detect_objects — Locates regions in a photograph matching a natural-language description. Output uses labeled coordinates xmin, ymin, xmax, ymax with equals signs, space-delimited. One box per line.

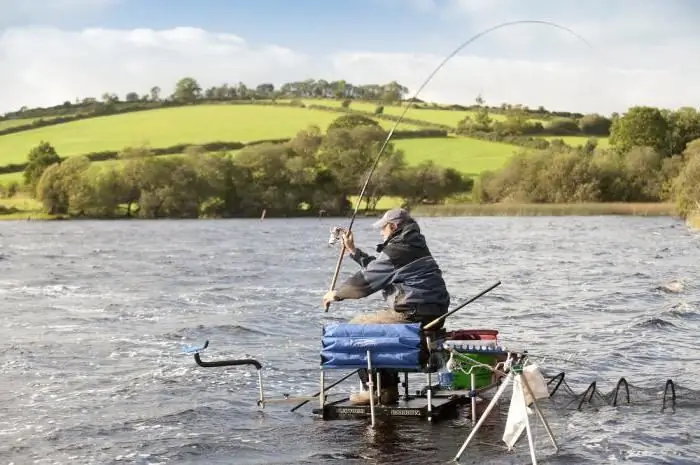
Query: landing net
xmin=446 ymin=349 xmax=699 ymax=413
xmin=535 ymin=368 xmax=697 ymax=411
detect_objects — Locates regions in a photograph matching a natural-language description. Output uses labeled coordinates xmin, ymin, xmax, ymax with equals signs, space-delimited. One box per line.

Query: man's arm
xmin=335 ymin=251 xmax=395 ymax=300
xmin=349 ymin=248 xmax=376 ymax=268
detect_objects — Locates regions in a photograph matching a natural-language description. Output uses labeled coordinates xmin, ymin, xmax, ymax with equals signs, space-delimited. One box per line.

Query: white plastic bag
xmin=502 ymin=364 xmax=550 ymax=450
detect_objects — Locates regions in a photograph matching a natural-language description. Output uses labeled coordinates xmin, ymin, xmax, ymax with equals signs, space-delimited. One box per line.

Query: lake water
xmin=1 ymin=216 xmax=699 ymax=464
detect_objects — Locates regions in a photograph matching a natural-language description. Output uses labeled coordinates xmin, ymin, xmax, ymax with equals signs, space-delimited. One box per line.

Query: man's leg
xmin=349 ymin=309 xmax=409 ymax=405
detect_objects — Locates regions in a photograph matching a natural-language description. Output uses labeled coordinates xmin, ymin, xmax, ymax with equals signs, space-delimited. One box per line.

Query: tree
xmin=665 ymin=107 xmax=700 ymax=156
xmin=24 ymin=141 xmax=62 ymax=192
xmin=398 ymin=161 xmax=473 ymax=207
xmin=363 ymin=148 xmax=407 ymax=211
xmin=609 ymin=106 xmax=670 ymax=154
xmin=672 ymin=139 xmax=700 ymax=218
xmin=579 ymin=114 xmax=612 ymax=136
xmin=35 ymin=156 xmax=91 ymax=215
xmin=547 ymin=117 xmax=581 ymax=135
xmin=327 ymin=114 xmax=381 ymax=132
xmin=173 ymin=77 xmax=202 ymax=102
xmin=150 ymin=86 xmax=161 ymax=102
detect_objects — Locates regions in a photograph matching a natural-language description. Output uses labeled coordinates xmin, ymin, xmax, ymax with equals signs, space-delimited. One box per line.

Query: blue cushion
xmin=320 ymin=323 xmax=423 ymax=370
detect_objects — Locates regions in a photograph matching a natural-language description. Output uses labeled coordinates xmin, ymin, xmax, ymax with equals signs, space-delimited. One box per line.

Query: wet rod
xmin=324 ymin=20 xmax=592 ymax=312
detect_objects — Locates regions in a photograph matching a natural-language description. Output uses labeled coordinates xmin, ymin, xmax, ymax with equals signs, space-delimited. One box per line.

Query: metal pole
xmin=424 ymin=281 xmax=501 ymax=330
xmin=470 ymin=371 xmax=476 ymax=426
xmin=367 ymin=350 xmax=376 ymax=428
xmin=319 ymin=371 xmax=325 ymax=410
xmin=518 ymin=373 xmax=538 ymax=465
xmin=454 ymin=371 xmax=513 ymax=461
xmin=290 ymin=369 xmax=359 ymax=412
xmin=520 ymin=370 xmax=559 ymax=451
xmin=257 ymin=370 xmax=265 ymax=409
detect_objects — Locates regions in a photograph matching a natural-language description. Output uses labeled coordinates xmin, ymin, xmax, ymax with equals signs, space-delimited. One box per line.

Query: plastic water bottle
xmin=438 ymin=352 xmax=455 ymax=390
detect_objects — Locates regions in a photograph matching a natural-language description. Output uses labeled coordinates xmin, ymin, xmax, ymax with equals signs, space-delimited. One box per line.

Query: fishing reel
xmin=328 ymin=226 xmax=344 ymax=247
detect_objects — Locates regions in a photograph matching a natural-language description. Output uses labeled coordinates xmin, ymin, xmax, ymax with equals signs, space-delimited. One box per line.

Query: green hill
xmin=294 ymin=98 xmax=547 ymax=126
xmin=0 ymin=102 xmax=544 ymax=187
xmin=2 ymin=75 xmax=697 ymax=221
xmin=0 ymin=118 xmax=37 ymax=131
xmin=394 ymin=136 xmax=519 ymax=174
xmin=0 ymin=104 xmax=425 ymax=165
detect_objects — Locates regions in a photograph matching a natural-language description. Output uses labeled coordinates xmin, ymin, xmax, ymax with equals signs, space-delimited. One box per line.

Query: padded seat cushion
xmin=320 ymin=323 xmax=423 ymax=370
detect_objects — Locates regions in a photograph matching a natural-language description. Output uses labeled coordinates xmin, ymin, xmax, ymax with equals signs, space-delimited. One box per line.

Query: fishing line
xmin=324 ymin=20 xmax=595 ymax=312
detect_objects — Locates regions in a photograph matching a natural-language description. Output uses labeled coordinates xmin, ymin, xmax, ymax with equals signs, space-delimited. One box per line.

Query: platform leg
xmin=520 ymin=372 xmax=559 ymax=452
xmin=517 ymin=374 xmax=538 ymax=465
xmin=427 ymin=371 xmax=433 ymax=420
xmin=470 ymin=371 xmax=476 ymax=426
xmin=319 ymin=371 xmax=325 ymax=409
xmin=367 ymin=350 xmax=376 ymax=428
xmin=454 ymin=371 xmax=513 ymax=462
xmin=257 ymin=369 xmax=266 ymax=409
xmin=403 ymin=372 xmax=409 ymax=400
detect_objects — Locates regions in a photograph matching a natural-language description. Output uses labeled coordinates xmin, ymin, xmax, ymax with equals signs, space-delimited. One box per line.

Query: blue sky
xmin=1 ymin=0 xmax=699 ymax=114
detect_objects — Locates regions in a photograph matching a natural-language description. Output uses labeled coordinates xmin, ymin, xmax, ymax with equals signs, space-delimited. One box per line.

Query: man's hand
xmin=323 ymin=290 xmax=339 ymax=308
xmin=341 ymin=230 xmax=356 ymax=255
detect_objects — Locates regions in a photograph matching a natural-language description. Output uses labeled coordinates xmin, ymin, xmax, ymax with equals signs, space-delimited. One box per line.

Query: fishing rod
xmin=324 ymin=20 xmax=593 ymax=312
xmin=423 ymin=280 xmax=501 ymax=330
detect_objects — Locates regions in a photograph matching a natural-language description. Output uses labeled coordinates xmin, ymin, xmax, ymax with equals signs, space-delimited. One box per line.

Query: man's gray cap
xmin=371 ymin=208 xmax=412 ymax=229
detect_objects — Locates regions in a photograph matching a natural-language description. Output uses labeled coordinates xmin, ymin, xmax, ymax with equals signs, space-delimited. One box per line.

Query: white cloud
xmin=1 ymin=24 xmax=699 ymax=116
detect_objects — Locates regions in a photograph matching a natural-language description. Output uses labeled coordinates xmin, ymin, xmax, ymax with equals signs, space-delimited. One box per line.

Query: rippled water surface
xmin=1 ymin=216 xmax=699 ymax=464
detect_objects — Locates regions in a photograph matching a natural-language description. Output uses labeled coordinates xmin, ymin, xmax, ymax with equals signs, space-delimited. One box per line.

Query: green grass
xmin=0 ymin=118 xmax=38 ymax=131
xmin=300 ymin=99 xmax=548 ymax=127
xmin=0 ymin=195 xmax=54 ymax=220
xmin=0 ymin=104 xmax=423 ymax=165
xmin=395 ymin=136 xmax=520 ymax=175
xmin=544 ymin=136 xmax=610 ymax=148
xmin=0 ymin=171 xmax=24 ymax=185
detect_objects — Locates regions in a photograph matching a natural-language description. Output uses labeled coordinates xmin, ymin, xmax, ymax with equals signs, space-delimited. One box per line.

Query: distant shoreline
xmin=0 ymin=201 xmax=679 ymax=221
xmin=411 ymin=202 xmax=677 ymax=217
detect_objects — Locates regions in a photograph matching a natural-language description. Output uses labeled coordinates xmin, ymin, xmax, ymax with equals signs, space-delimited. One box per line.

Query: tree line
xmin=2 ymin=76 xmax=585 ymax=124
xmin=3 ymin=107 xmax=697 ymax=220
xmin=10 ymin=116 xmax=472 ymax=219
xmin=472 ymin=105 xmax=700 ymax=218
xmin=2 ymin=77 xmax=700 ymax=219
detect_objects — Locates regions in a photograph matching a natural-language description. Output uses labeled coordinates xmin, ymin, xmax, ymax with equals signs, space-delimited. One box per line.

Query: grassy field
xmin=0 ymin=104 xmax=424 ymax=165
xmin=395 ymin=136 xmax=519 ymax=175
xmin=0 ymin=195 xmax=52 ymax=220
xmin=544 ymin=135 xmax=610 ymax=148
xmin=0 ymin=134 xmax=522 ymax=186
xmin=0 ymin=99 xmax=643 ymax=220
xmin=0 ymin=171 xmax=23 ymax=185
xmin=297 ymin=98 xmax=548 ymax=127
xmin=0 ymin=118 xmax=39 ymax=131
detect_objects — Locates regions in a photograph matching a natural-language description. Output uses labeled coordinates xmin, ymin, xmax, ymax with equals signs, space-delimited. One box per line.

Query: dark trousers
xmin=354 ymin=306 xmax=446 ymax=392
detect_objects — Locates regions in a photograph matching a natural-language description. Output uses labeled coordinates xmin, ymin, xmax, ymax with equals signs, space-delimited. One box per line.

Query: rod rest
xmin=194 ymin=352 xmax=262 ymax=370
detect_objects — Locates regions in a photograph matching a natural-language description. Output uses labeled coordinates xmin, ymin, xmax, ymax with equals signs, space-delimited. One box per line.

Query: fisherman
xmin=322 ymin=207 xmax=450 ymax=405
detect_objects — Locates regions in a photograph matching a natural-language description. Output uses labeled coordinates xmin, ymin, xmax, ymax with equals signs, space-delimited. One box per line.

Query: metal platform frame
xmin=310 ymin=323 xmax=513 ymax=426
xmin=311 ymin=353 xmax=476 ymax=423
xmin=182 ymin=338 xmax=512 ymax=427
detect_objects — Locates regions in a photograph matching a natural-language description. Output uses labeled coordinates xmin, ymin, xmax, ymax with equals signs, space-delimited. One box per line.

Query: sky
xmin=1 ymin=0 xmax=699 ymax=116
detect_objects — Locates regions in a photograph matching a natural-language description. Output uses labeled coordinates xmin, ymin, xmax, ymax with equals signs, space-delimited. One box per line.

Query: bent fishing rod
xmin=324 ymin=20 xmax=593 ymax=312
